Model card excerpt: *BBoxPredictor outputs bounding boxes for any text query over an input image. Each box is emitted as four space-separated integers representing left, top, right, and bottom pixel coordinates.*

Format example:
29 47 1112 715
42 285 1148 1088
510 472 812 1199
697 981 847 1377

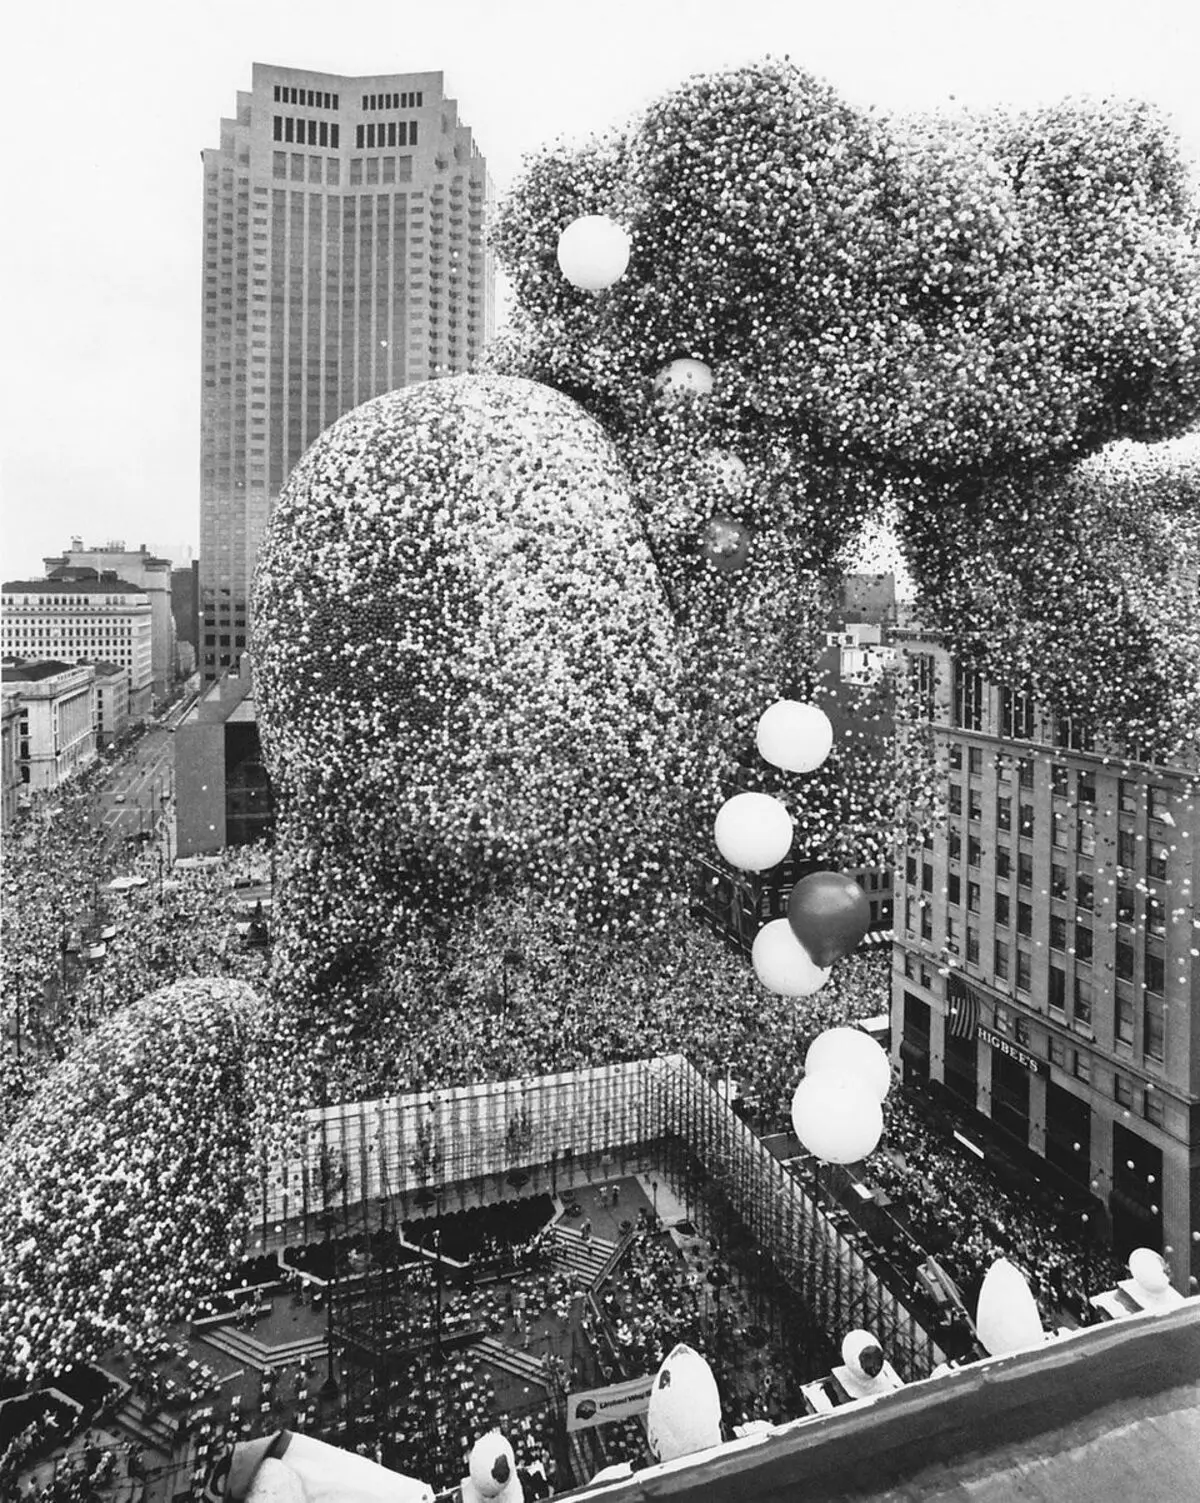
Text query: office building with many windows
200 63 494 685
890 630 1199 1293
1 578 154 722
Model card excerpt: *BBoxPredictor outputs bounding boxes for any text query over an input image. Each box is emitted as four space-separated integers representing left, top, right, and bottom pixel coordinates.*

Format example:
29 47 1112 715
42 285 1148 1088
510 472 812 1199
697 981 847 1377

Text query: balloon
465 1432 522 1503
786 872 871 967
975 1258 1044 1356
1128 1247 1170 1295
646 1343 723 1462
654 357 714 397
805 1027 891 1102
755 700 834 773
555 215 631 291
699 513 751 573
841 1329 885 1381
790 1073 883 1165
703 450 749 496
713 792 793 872
752 920 831 997
246 1459 304 1503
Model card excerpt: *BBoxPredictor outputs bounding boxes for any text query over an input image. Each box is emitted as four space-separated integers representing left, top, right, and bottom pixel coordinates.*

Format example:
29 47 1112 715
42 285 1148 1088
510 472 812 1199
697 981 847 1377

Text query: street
91 727 175 855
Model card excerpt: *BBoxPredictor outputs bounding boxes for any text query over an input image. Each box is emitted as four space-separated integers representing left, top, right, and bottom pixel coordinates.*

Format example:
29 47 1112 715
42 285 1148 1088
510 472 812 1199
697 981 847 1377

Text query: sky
2 0 1199 580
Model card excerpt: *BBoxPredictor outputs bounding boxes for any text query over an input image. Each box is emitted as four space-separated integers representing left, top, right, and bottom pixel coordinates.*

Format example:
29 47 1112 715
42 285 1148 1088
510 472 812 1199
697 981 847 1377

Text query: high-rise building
1 577 154 722
44 543 176 705
200 64 495 686
890 628 1199 1294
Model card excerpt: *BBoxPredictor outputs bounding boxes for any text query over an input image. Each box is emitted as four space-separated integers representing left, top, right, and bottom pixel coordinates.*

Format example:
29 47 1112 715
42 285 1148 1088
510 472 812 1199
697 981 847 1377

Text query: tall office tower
200 64 495 686
890 626 1199 1295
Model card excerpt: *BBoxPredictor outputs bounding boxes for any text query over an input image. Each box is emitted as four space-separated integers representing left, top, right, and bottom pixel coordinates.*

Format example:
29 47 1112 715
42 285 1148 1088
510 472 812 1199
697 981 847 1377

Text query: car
115 793 127 803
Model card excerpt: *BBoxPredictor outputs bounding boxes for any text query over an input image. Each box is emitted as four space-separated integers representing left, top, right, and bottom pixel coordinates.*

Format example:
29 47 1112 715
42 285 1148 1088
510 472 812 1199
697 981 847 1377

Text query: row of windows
362 90 422 110
356 121 418 149
274 117 341 148
273 85 339 109
270 152 417 186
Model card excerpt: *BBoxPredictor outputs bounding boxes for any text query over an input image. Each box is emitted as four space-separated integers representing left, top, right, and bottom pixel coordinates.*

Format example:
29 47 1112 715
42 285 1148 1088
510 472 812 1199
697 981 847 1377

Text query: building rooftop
1 660 87 683
561 1301 1200 1503
3 577 148 596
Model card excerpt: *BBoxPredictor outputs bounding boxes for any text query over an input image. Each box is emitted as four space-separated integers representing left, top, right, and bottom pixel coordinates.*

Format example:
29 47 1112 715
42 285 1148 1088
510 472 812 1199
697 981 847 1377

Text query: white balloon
755 701 834 774
713 792 793 872
654 357 714 397
1128 1247 1170 1295
752 919 831 997
465 1431 522 1503
791 1073 883 1165
805 1027 892 1103
975 1258 1044 1356
647 1343 723 1462
556 215 631 291
841 1329 885 1382
703 450 749 495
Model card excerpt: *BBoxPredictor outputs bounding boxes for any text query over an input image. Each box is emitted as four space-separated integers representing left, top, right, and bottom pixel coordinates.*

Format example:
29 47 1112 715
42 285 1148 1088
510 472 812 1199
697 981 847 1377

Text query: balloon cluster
490 59 1200 763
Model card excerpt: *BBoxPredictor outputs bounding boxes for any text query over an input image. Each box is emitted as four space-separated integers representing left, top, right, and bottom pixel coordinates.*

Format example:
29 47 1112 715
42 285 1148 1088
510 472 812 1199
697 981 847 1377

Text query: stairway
470 1335 548 1388
552 1225 617 1287
197 1323 327 1371
112 1392 178 1454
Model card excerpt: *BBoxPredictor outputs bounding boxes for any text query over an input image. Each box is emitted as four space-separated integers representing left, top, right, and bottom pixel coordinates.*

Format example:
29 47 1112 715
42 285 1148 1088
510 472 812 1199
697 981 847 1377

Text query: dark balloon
786 872 871 968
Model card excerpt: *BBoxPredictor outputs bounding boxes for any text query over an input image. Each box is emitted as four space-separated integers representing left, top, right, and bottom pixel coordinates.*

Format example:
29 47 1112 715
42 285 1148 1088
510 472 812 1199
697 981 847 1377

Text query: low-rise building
0 661 96 792
1 577 153 722
1 688 21 828
175 654 273 856
92 661 130 745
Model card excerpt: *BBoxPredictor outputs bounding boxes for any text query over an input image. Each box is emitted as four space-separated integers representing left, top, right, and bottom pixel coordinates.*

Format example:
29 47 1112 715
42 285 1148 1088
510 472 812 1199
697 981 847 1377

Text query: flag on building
946 976 980 1040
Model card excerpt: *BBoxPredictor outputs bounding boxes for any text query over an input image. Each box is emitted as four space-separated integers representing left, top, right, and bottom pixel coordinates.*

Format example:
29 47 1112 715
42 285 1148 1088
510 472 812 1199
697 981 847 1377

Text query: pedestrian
611 1184 619 1206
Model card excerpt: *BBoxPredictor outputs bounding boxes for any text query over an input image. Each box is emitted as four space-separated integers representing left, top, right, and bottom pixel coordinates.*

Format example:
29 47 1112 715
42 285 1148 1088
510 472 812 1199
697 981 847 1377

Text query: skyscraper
200 64 494 685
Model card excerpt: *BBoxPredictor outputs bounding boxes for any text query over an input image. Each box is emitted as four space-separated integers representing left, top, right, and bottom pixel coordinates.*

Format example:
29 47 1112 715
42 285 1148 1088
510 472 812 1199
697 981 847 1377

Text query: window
968 746 983 776
1075 924 1093 964
1114 1075 1134 1108
1049 966 1065 1014
1052 811 1069 847
1000 687 1035 740
1116 989 1134 1044
1051 764 1069 798
1073 974 1092 1027
920 906 932 941
1017 949 1032 992
921 862 932 893
948 743 962 771
906 855 917 885
967 926 979 964
996 892 1010 927
1019 758 1034 789
1015 1016 1031 1046
331 124 340 148
1146 891 1166 937
1077 771 1095 806
1147 840 1168 881
1144 1091 1164 1128
996 795 1011 831
1116 940 1135 982
1144 996 1165 1062
409 121 419 145
1019 803 1035 837
995 848 1010 880
949 784 962 815
954 666 984 731
1073 1050 1090 1084
1048 1035 1066 1068
1144 950 1165 995
1017 851 1032 888
1148 785 1171 823
1050 863 1068 901
967 881 981 913
1017 901 1032 936
1076 817 1096 858
994 939 1010 980
1076 873 1093 911
994 1004 1012 1035
968 789 982 822
948 873 961 905
968 836 982 869
949 829 962 862
1118 829 1137 869
1119 779 1138 815
1050 914 1066 951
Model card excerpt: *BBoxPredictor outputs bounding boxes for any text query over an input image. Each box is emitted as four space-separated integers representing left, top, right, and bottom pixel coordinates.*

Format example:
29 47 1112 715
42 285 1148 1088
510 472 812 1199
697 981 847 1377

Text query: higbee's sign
567 1375 654 1432
979 1024 1041 1074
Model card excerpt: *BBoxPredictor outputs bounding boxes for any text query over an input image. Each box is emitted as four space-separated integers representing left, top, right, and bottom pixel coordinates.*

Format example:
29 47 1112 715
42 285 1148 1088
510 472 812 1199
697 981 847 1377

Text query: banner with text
566 1375 654 1433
